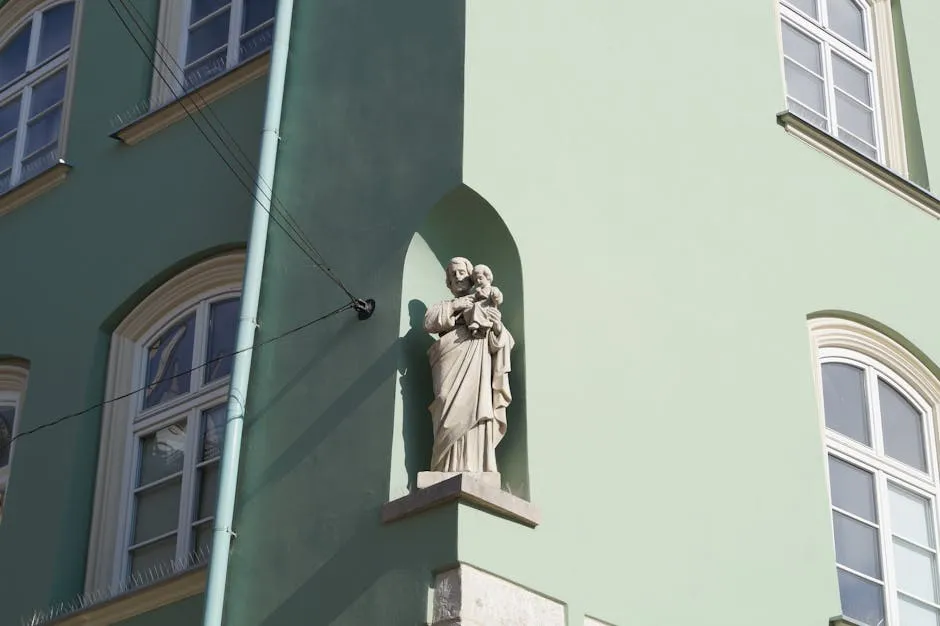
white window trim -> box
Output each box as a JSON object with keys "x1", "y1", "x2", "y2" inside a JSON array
[
  {"x1": 809, "y1": 317, "x2": 940, "y2": 624},
  {"x1": 150, "y1": 0, "x2": 273, "y2": 108},
  {"x1": 776, "y1": 0, "x2": 909, "y2": 176},
  {"x1": 0, "y1": 359, "x2": 29, "y2": 518},
  {"x1": 85, "y1": 251, "x2": 245, "y2": 593},
  {"x1": 0, "y1": 0, "x2": 83, "y2": 191}
]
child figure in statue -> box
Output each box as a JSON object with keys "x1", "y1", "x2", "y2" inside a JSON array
[{"x1": 462, "y1": 264, "x2": 503, "y2": 337}]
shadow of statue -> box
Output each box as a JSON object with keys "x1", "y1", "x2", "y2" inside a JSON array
[{"x1": 398, "y1": 299, "x2": 434, "y2": 490}]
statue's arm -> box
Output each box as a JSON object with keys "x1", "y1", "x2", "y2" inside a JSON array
[
  {"x1": 424, "y1": 300, "x2": 458, "y2": 334},
  {"x1": 490, "y1": 286, "x2": 504, "y2": 307}
]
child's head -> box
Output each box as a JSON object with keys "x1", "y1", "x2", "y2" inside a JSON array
[{"x1": 472, "y1": 264, "x2": 493, "y2": 287}]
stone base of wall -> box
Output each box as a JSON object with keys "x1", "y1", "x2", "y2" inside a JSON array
[{"x1": 430, "y1": 564, "x2": 566, "y2": 626}]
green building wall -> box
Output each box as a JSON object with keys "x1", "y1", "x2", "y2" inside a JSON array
[
  {"x1": 0, "y1": 1, "x2": 261, "y2": 623},
  {"x1": 5, "y1": 0, "x2": 940, "y2": 625}
]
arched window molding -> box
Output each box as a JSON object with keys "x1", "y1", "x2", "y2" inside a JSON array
[
  {"x1": 809, "y1": 317, "x2": 940, "y2": 625},
  {"x1": 85, "y1": 251, "x2": 244, "y2": 592},
  {"x1": 0, "y1": 0, "x2": 82, "y2": 193},
  {"x1": 0, "y1": 358, "x2": 29, "y2": 523},
  {"x1": 777, "y1": 0, "x2": 909, "y2": 175}
]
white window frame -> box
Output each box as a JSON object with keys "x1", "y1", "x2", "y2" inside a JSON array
[
  {"x1": 85, "y1": 251, "x2": 245, "y2": 592},
  {"x1": 150, "y1": 0, "x2": 274, "y2": 107},
  {"x1": 777, "y1": 0, "x2": 908, "y2": 175},
  {"x1": 810, "y1": 317, "x2": 940, "y2": 625},
  {"x1": 0, "y1": 0, "x2": 82, "y2": 191},
  {"x1": 0, "y1": 359, "x2": 29, "y2": 522}
]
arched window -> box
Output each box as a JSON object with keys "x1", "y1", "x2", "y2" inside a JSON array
[
  {"x1": 0, "y1": 0, "x2": 79, "y2": 194},
  {"x1": 0, "y1": 359, "x2": 29, "y2": 523},
  {"x1": 85, "y1": 252, "x2": 244, "y2": 591},
  {"x1": 810, "y1": 318, "x2": 940, "y2": 626},
  {"x1": 778, "y1": 0, "x2": 907, "y2": 171}
]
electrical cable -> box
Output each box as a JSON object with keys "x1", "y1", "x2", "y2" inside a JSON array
[
  {"x1": 7, "y1": 301, "x2": 355, "y2": 446},
  {"x1": 116, "y1": 0, "x2": 331, "y2": 280},
  {"x1": 106, "y1": 0, "x2": 357, "y2": 302}
]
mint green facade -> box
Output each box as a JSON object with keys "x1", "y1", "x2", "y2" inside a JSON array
[{"x1": 4, "y1": 0, "x2": 940, "y2": 625}]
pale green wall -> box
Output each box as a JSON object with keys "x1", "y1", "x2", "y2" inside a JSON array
[{"x1": 454, "y1": 1, "x2": 940, "y2": 625}]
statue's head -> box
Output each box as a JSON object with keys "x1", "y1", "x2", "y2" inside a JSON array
[
  {"x1": 472, "y1": 264, "x2": 492, "y2": 287},
  {"x1": 445, "y1": 257, "x2": 473, "y2": 296}
]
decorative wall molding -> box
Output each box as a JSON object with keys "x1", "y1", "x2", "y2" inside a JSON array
[
  {"x1": 0, "y1": 162, "x2": 72, "y2": 219},
  {"x1": 777, "y1": 112, "x2": 940, "y2": 219},
  {"x1": 430, "y1": 564, "x2": 565, "y2": 626},
  {"x1": 112, "y1": 53, "x2": 269, "y2": 146}
]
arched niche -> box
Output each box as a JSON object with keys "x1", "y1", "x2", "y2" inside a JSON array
[{"x1": 390, "y1": 185, "x2": 529, "y2": 500}]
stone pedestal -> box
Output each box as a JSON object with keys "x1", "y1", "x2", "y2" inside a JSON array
[{"x1": 417, "y1": 471, "x2": 501, "y2": 490}]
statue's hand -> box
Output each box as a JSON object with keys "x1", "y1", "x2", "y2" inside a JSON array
[{"x1": 453, "y1": 296, "x2": 474, "y2": 311}]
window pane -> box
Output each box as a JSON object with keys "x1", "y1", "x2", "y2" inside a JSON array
[
  {"x1": 0, "y1": 27, "x2": 30, "y2": 89},
  {"x1": 894, "y1": 539, "x2": 939, "y2": 603},
  {"x1": 784, "y1": 61, "x2": 828, "y2": 117},
  {"x1": 832, "y1": 55, "x2": 871, "y2": 106},
  {"x1": 205, "y1": 298, "x2": 239, "y2": 383},
  {"x1": 828, "y1": 0, "x2": 867, "y2": 50},
  {"x1": 37, "y1": 2, "x2": 75, "y2": 64},
  {"x1": 19, "y1": 145, "x2": 57, "y2": 182},
  {"x1": 201, "y1": 404, "x2": 225, "y2": 461},
  {"x1": 29, "y1": 69, "x2": 67, "y2": 117},
  {"x1": 900, "y1": 597, "x2": 940, "y2": 626},
  {"x1": 0, "y1": 97, "x2": 20, "y2": 137},
  {"x1": 889, "y1": 485, "x2": 935, "y2": 548},
  {"x1": 837, "y1": 129, "x2": 878, "y2": 160},
  {"x1": 835, "y1": 93, "x2": 875, "y2": 146},
  {"x1": 144, "y1": 313, "x2": 196, "y2": 409},
  {"x1": 833, "y1": 511, "x2": 882, "y2": 578},
  {"x1": 838, "y1": 569, "x2": 885, "y2": 626},
  {"x1": 787, "y1": 98, "x2": 829, "y2": 131},
  {"x1": 782, "y1": 23, "x2": 822, "y2": 74},
  {"x1": 239, "y1": 22, "x2": 272, "y2": 62},
  {"x1": 787, "y1": 0, "x2": 819, "y2": 19},
  {"x1": 829, "y1": 456, "x2": 877, "y2": 522},
  {"x1": 133, "y1": 478, "x2": 182, "y2": 543},
  {"x1": 24, "y1": 107, "x2": 61, "y2": 157},
  {"x1": 186, "y1": 8, "x2": 230, "y2": 64},
  {"x1": 243, "y1": 0, "x2": 275, "y2": 33},
  {"x1": 822, "y1": 363, "x2": 870, "y2": 445},
  {"x1": 196, "y1": 462, "x2": 219, "y2": 520},
  {"x1": 193, "y1": 521, "x2": 213, "y2": 555},
  {"x1": 184, "y1": 48, "x2": 228, "y2": 91},
  {"x1": 0, "y1": 136, "x2": 15, "y2": 173},
  {"x1": 0, "y1": 171, "x2": 10, "y2": 194},
  {"x1": 138, "y1": 423, "x2": 186, "y2": 486},
  {"x1": 879, "y1": 379, "x2": 927, "y2": 472},
  {"x1": 191, "y1": 0, "x2": 229, "y2": 23},
  {"x1": 0, "y1": 406, "x2": 14, "y2": 468},
  {"x1": 129, "y1": 535, "x2": 176, "y2": 579}
]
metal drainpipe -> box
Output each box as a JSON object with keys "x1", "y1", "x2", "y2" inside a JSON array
[{"x1": 202, "y1": 0, "x2": 295, "y2": 623}]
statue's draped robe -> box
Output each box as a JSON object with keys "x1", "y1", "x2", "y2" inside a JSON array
[{"x1": 424, "y1": 299, "x2": 514, "y2": 472}]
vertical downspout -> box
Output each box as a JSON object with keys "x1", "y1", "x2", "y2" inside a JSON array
[{"x1": 202, "y1": 1, "x2": 295, "y2": 624}]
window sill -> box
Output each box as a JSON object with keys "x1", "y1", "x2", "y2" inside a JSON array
[
  {"x1": 830, "y1": 616, "x2": 865, "y2": 626},
  {"x1": 776, "y1": 111, "x2": 940, "y2": 219},
  {"x1": 0, "y1": 161, "x2": 72, "y2": 219},
  {"x1": 33, "y1": 566, "x2": 206, "y2": 626},
  {"x1": 111, "y1": 52, "x2": 270, "y2": 146},
  {"x1": 382, "y1": 473, "x2": 540, "y2": 528}
]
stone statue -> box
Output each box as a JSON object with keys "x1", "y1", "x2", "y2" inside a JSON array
[{"x1": 419, "y1": 257, "x2": 514, "y2": 488}]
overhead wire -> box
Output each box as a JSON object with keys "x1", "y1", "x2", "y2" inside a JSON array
[
  {"x1": 105, "y1": 0, "x2": 357, "y2": 302},
  {"x1": 7, "y1": 301, "x2": 356, "y2": 446}
]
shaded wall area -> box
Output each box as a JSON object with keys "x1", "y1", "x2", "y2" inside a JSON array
[
  {"x1": 0, "y1": 0, "x2": 261, "y2": 622},
  {"x1": 225, "y1": 0, "x2": 466, "y2": 624}
]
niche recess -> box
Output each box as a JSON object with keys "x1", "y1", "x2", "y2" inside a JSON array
[{"x1": 390, "y1": 185, "x2": 529, "y2": 500}]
